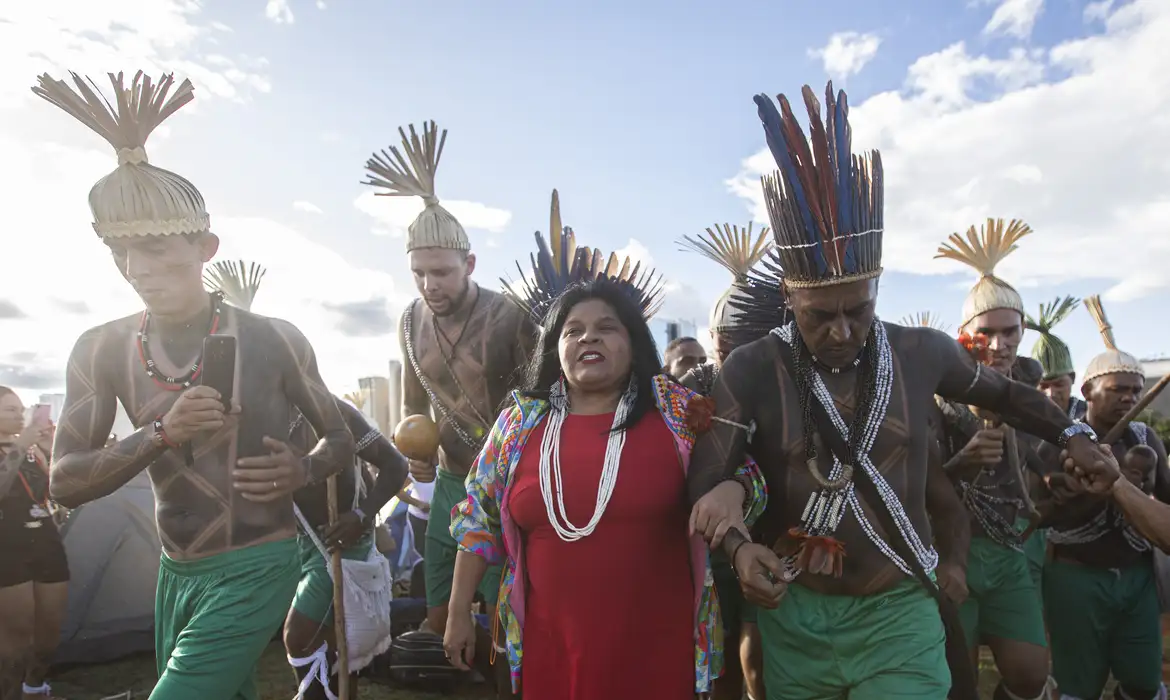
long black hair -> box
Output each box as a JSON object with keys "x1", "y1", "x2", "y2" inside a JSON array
[{"x1": 520, "y1": 279, "x2": 662, "y2": 432}]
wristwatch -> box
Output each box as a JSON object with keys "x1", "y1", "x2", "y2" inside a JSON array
[{"x1": 1057, "y1": 422, "x2": 1098, "y2": 448}]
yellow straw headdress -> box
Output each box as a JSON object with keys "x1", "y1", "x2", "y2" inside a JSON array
[
  {"x1": 899, "y1": 311, "x2": 950, "y2": 334},
  {"x1": 31, "y1": 71, "x2": 207, "y2": 239},
  {"x1": 1082, "y1": 295, "x2": 1144, "y2": 383},
  {"x1": 935, "y1": 218, "x2": 1031, "y2": 329},
  {"x1": 362, "y1": 121, "x2": 469, "y2": 252},
  {"x1": 677, "y1": 222, "x2": 772, "y2": 332}
]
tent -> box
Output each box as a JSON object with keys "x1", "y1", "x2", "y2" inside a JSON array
[{"x1": 55, "y1": 472, "x2": 161, "y2": 664}]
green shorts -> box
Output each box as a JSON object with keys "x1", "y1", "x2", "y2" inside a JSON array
[
  {"x1": 756, "y1": 579, "x2": 950, "y2": 700},
  {"x1": 958, "y1": 536, "x2": 1047, "y2": 649},
  {"x1": 426, "y1": 468, "x2": 502, "y2": 609},
  {"x1": 291, "y1": 532, "x2": 374, "y2": 624},
  {"x1": 1043, "y1": 559, "x2": 1164, "y2": 698},
  {"x1": 1016, "y1": 517, "x2": 1048, "y2": 595},
  {"x1": 153, "y1": 538, "x2": 300, "y2": 700}
]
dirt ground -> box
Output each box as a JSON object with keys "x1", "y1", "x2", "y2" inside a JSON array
[{"x1": 48, "y1": 638, "x2": 1170, "y2": 699}]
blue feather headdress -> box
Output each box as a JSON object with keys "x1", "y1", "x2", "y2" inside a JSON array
[
  {"x1": 754, "y1": 82, "x2": 884, "y2": 288},
  {"x1": 501, "y1": 190, "x2": 664, "y2": 324}
]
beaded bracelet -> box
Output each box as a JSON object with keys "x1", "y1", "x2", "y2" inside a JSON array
[
  {"x1": 715, "y1": 475, "x2": 753, "y2": 513},
  {"x1": 152, "y1": 418, "x2": 180, "y2": 449}
]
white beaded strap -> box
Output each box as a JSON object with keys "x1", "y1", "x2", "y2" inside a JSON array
[{"x1": 289, "y1": 643, "x2": 338, "y2": 700}]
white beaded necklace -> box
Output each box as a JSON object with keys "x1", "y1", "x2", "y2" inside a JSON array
[{"x1": 539, "y1": 377, "x2": 637, "y2": 542}]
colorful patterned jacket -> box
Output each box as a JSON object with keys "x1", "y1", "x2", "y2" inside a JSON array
[{"x1": 450, "y1": 374, "x2": 768, "y2": 694}]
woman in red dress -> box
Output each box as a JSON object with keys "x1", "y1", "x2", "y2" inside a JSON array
[{"x1": 442, "y1": 228, "x2": 767, "y2": 699}]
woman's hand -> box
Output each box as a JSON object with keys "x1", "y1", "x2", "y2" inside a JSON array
[
  {"x1": 443, "y1": 610, "x2": 477, "y2": 671},
  {"x1": 14, "y1": 415, "x2": 53, "y2": 451},
  {"x1": 689, "y1": 479, "x2": 746, "y2": 549}
]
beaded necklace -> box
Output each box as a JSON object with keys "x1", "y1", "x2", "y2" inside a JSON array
[
  {"x1": 774, "y1": 320, "x2": 938, "y2": 578},
  {"x1": 135, "y1": 292, "x2": 225, "y2": 390}
]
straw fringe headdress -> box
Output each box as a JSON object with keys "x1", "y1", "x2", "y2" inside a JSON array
[
  {"x1": 362, "y1": 121, "x2": 469, "y2": 252},
  {"x1": 31, "y1": 71, "x2": 207, "y2": 239},
  {"x1": 899, "y1": 311, "x2": 950, "y2": 334},
  {"x1": 1023, "y1": 296, "x2": 1079, "y2": 380},
  {"x1": 1082, "y1": 295, "x2": 1144, "y2": 383},
  {"x1": 935, "y1": 218, "x2": 1032, "y2": 329},
  {"x1": 677, "y1": 222, "x2": 772, "y2": 332},
  {"x1": 755, "y1": 82, "x2": 885, "y2": 289},
  {"x1": 502, "y1": 190, "x2": 664, "y2": 324}
]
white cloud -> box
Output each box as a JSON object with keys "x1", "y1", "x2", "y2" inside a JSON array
[
  {"x1": 265, "y1": 0, "x2": 295, "y2": 24},
  {"x1": 317, "y1": 0, "x2": 327, "y2": 8},
  {"x1": 353, "y1": 191, "x2": 513, "y2": 237},
  {"x1": 983, "y1": 0, "x2": 1045, "y2": 39},
  {"x1": 0, "y1": 1, "x2": 403, "y2": 397},
  {"x1": 614, "y1": 238, "x2": 653, "y2": 269},
  {"x1": 727, "y1": 0, "x2": 1170, "y2": 303},
  {"x1": 808, "y1": 32, "x2": 883, "y2": 79},
  {"x1": 293, "y1": 200, "x2": 324, "y2": 214},
  {"x1": 1084, "y1": 0, "x2": 1114, "y2": 23}
]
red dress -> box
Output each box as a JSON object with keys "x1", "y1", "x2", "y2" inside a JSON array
[{"x1": 507, "y1": 410, "x2": 695, "y2": 700}]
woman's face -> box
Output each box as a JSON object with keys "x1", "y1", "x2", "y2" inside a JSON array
[
  {"x1": 558, "y1": 298, "x2": 632, "y2": 395},
  {"x1": 0, "y1": 393, "x2": 25, "y2": 436}
]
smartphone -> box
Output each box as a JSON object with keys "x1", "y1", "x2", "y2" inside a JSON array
[
  {"x1": 200, "y1": 335, "x2": 237, "y2": 410},
  {"x1": 30, "y1": 404, "x2": 51, "y2": 426}
]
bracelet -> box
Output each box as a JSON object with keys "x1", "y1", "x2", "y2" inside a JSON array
[
  {"x1": 1057, "y1": 422, "x2": 1098, "y2": 449},
  {"x1": 725, "y1": 529, "x2": 751, "y2": 566},
  {"x1": 716, "y1": 475, "x2": 752, "y2": 513},
  {"x1": 152, "y1": 419, "x2": 180, "y2": 449}
]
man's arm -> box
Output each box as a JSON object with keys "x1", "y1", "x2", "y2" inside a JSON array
[
  {"x1": 398, "y1": 304, "x2": 431, "y2": 419},
  {"x1": 1147, "y1": 427, "x2": 1170, "y2": 504},
  {"x1": 926, "y1": 329, "x2": 1073, "y2": 445},
  {"x1": 50, "y1": 329, "x2": 166, "y2": 508},
  {"x1": 272, "y1": 320, "x2": 354, "y2": 484},
  {"x1": 687, "y1": 342, "x2": 761, "y2": 505},
  {"x1": 926, "y1": 443, "x2": 971, "y2": 570},
  {"x1": 333, "y1": 399, "x2": 409, "y2": 517},
  {"x1": 1112, "y1": 479, "x2": 1170, "y2": 551}
]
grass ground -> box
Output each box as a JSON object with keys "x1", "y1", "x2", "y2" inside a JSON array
[{"x1": 48, "y1": 639, "x2": 1170, "y2": 699}]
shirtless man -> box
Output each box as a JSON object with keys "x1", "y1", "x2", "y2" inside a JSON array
[
  {"x1": 362, "y1": 122, "x2": 537, "y2": 697},
  {"x1": 685, "y1": 82, "x2": 1111, "y2": 700},
  {"x1": 34, "y1": 71, "x2": 354, "y2": 700},
  {"x1": 284, "y1": 396, "x2": 409, "y2": 700},
  {"x1": 678, "y1": 221, "x2": 775, "y2": 700},
  {"x1": 933, "y1": 219, "x2": 1052, "y2": 700},
  {"x1": 1026, "y1": 296, "x2": 1087, "y2": 421},
  {"x1": 1039, "y1": 295, "x2": 1170, "y2": 700}
]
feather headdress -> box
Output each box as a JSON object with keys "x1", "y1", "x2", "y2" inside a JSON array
[
  {"x1": 502, "y1": 190, "x2": 664, "y2": 324},
  {"x1": 31, "y1": 71, "x2": 206, "y2": 239},
  {"x1": 899, "y1": 311, "x2": 950, "y2": 334},
  {"x1": 1082, "y1": 295, "x2": 1144, "y2": 383},
  {"x1": 935, "y1": 218, "x2": 1031, "y2": 329},
  {"x1": 1023, "y1": 296, "x2": 1079, "y2": 380},
  {"x1": 754, "y1": 82, "x2": 884, "y2": 288},
  {"x1": 203, "y1": 260, "x2": 267, "y2": 312},
  {"x1": 677, "y1": 222, "x2": 772, "y2": 332},
  {"x1": 362, "y1": 121, "x2": 469, "y2": 252}
]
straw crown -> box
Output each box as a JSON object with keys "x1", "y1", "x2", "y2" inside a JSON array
[
  {"x1": 899, "y1": 311, "x2": 950, "y2": 334},
  {"x1": 361, "y1": 121, "x2": 469, "y2": 252},
  {"x1": 754, "y1": 82, "x2": 884, "y2": 289},
  {"x1": 935, "y1": 218, "x2": 1031, "y2": 329},
  {"x1": 677, "y1": 222, "x2": 772, "y2": 332},
  {"x1": 1023, "y1": 296, "x2": 1079, "y2": 380},
  {"x1": 502, "y1": 190, "x2": 664, "y2": 323},
  {"x1": 32, "y1": 71, "x2": 208, "y2": 239},
  {"x1": 1083, "y1": 295, "x2": 1144, "y2": 383}
]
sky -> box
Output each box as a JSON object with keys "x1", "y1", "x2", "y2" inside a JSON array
[{"x1": 0, "y1": 0, "x2": 1167, "y2": 405}]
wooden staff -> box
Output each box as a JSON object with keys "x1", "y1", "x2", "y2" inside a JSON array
[
  {"x1": 326, "y1": 475, "x2": 350, "y2": 700},
  {"x1": 1102, "y1": 373, "x2": 1170, "y2": 445}
]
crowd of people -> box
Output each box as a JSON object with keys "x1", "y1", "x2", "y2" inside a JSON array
[{"x1": 0, "y1": 67, "x2": 1165, "y2": 700}]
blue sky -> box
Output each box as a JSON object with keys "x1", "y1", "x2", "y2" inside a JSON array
[{"x1": 0, "y1": 0, "x2": 1166, "y2": 400}]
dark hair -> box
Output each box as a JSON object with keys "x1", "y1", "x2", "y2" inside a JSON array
[
  {"x1": 520, "y1": 279, "x2": 661, "y2": 432},
  {"x1": 664, "y1": 337, "x2": 700, "y2": 355}
]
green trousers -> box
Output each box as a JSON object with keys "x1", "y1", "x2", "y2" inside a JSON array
[
  {"x1": 1016, "y1": 517, "x2": 1048, "y2": 598},
  {"x1": 426, "y1": 468, "x2": 502, "y2": 608},
  {"x1": 958, "y1": 536, "x2": 1048, "y2": 648},
  {"x1": 1043, "y1": 559, "x2": 1164, "y2": 698},
  {"x1": 756, "y1": 579, "x2": 950, "y2": 699},
  {"x1": 291, "y1": 532, "x2": 374, "y2": 624},
  {"x1": 152, "y1": 538, "x2": 300, "y2": 700}
]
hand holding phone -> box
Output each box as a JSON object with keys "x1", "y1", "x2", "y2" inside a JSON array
[{"x1": 200, "y1": 335, "x2": 236, "y2": 411}]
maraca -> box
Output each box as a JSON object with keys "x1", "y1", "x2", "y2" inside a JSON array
[{"x1": 393, "y1": 414, "x2": 441, "y2": 463}]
